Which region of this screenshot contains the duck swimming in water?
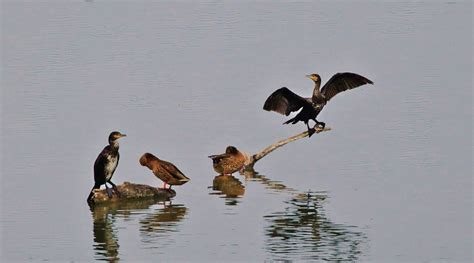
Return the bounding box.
[139,153,190,190]
[263,72,373,137]
[208,146,249,175]
[87,131,126,203]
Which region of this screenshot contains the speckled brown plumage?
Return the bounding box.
[139,153,190,188]
[208,146,248,175]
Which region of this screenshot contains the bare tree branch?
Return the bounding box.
[246,124,331,169]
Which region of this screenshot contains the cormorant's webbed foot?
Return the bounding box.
[313,120,325,132]
[306,122,316,137]
[105,185,113,198]
[308,127,316,137]
[317,121,326,130]
[108,181,121,198]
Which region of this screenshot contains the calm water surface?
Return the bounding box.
[1,1,472,261]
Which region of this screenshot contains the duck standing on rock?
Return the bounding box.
[87,131,126,203]
[209,146,249,176]
[139,153,190,190]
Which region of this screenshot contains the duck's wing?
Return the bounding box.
[320,72,373,101]
[160,160,189,181]
[263,87,311,116]
[208,153,230,164]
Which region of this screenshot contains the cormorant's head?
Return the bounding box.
[306,74,321,83]
[225,146,239,155]
[108,131,126,143]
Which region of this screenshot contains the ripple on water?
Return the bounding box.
[264,191,367,262]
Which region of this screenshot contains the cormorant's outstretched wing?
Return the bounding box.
[263,87,311,116]
[320,72,373,101]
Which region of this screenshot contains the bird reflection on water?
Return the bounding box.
[91,204,121,262]
[90,198,187,261]
[210,175,245,206]
[209,168,366,261]
[264,192,366,261]
[209,168,295,206]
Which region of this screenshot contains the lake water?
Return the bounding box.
[1,1,472,261]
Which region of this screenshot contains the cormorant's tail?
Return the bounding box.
[283,117,298,125]
[87,184,101,203]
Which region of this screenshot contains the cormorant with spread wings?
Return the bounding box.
[263,72,373,137]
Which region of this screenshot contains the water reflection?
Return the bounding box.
[138,203,188,251]
[140,203,187,238]
[264,192,366,261]
[241,168,296,193]
[91,205,121,262]
[210,175,245,205]
[90,198,187,261]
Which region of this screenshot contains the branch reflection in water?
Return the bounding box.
[209,168,295,206]
[230,168,365,261]
[241,168,296,193]
[90,197,187,261]
[264,192,366,261]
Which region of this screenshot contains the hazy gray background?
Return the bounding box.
[1,0,472,261]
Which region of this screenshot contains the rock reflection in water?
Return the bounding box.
[210,175,245,206]
[139,203,187,251]
[264,192,366,261]
[90,198,173,261]
[140,204,187,235]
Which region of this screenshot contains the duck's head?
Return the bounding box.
[139,153,156,166]
[108,131,126,144]
[225,146,239,155]
[306,73,321,83]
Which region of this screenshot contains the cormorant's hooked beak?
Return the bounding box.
[120,134,127,138]
[306,74,318,82]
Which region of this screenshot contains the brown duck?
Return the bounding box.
[208,146,249,175]
[139,153,190,189]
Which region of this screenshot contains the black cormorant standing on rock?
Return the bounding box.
[87,131,126,203]
[263,72,373,136]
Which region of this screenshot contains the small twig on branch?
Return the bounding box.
[245,124,331,169]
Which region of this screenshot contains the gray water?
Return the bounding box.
[1,1,472,262]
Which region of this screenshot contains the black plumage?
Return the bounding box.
[87,131,126,203]
[263,72,373,136]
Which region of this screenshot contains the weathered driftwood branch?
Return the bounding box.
[245,124,331,169]
[88,181,175,205]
